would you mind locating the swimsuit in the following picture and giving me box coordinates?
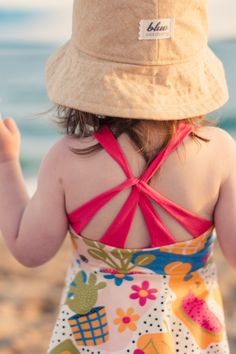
[47,122,229,354]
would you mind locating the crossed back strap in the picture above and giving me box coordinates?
[68,123,213,248]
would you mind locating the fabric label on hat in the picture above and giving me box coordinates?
[139,19,175,40]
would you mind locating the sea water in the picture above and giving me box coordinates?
[0,40,236,193]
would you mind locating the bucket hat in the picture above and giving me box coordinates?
[46,0,229,121]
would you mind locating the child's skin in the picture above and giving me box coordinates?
[0,117,236,269]
[0,117,68,266]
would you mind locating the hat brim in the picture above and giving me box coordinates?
[46,41,229,120]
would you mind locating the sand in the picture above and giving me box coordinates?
[0,235,236,354]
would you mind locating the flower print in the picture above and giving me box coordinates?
[130,280,158,306]
[102,269,133,286]
[113,307,140,333]
[202,253,210,264]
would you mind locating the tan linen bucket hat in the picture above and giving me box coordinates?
[46,0,229,121]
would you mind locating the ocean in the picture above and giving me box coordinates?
[0,39,236,187]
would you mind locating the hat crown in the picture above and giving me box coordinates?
[46,0,228,121]
[72,0,208,65]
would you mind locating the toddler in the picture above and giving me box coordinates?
[0,0,236,353]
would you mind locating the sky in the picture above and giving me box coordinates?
[0,0,235,42]
[0,0,73,42]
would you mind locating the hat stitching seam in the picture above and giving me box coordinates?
[71,41,209,67]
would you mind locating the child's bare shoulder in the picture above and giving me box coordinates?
[192,125,236,179]
[198,125,236,152]
[200,125,236,179]
[198,125,233,139]
[44,135,95,158]
[40,135,96,176]
[41,136,72,164]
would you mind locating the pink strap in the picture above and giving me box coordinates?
[141,123,193,183]
[68,123,213,248]
[138,181,212,237]
[90,125,134,179]
[69,179,136,234]
[139,193,176,247]
[98,187,140,248]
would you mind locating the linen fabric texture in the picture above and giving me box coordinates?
[46,0,229,120]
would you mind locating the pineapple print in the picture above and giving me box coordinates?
[66,270,109,346]
[66,270,106,314]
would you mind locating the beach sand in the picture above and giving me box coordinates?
[0,234,236,354]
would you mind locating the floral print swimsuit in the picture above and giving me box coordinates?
[48,123,230,354]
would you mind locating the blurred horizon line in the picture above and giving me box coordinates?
[1,3,236,43]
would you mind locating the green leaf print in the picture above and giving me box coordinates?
[84,237,156,273]
[111,248,128,260]
[88,249,107,261]
[83,238,105,249]
[49,339,80,354]
[111,249,135,267]
[134,254,156,266]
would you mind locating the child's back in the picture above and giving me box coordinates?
[61,125,235,250]
[43,122,234,353]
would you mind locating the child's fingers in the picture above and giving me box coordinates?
[0,118,7,133]
[2,118,19,135]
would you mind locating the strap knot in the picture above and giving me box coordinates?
[130,177,140,186]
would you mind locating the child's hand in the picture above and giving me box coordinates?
[0,117,21,163]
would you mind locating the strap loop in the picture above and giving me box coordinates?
[68,122,213,248]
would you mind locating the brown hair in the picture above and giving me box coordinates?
[55,105,216,166]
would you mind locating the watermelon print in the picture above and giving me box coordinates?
[181,291,223,334]
[47,230,230,353]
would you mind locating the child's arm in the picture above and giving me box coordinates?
[0,118,68,267]
[214,128,236,268]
